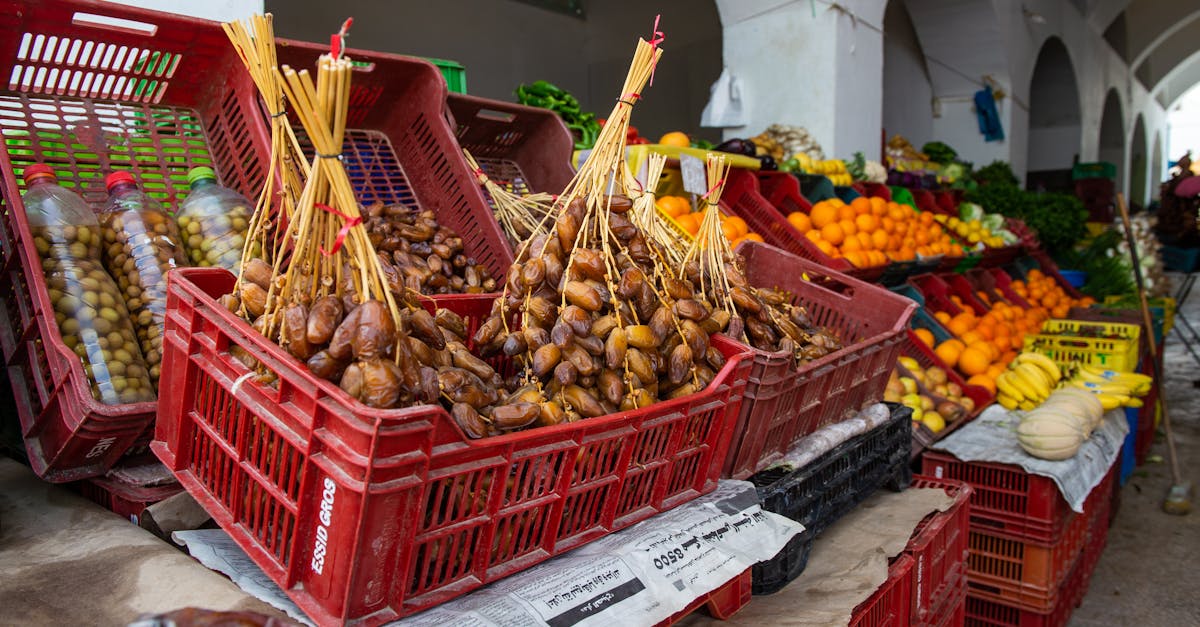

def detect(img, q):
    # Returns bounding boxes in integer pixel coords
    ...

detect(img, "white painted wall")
[715,0,885,157]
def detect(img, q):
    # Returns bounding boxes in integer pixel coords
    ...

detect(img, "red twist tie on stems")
[701,178,725,205]
[315,203,362,256]
[647,14,665,86]
[330,17,354,60]
[618,92,641,106]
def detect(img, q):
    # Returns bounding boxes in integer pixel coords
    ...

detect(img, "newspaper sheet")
[176,480,802,626]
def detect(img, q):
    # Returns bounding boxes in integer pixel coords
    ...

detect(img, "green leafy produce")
[922,141,958,164]
[847,152,867,181]
[973,161,1019,188]
[515,80,600,149]
[1055,231,1134,299]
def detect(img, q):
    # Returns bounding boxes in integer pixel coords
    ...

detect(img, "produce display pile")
[3,7,1172,626]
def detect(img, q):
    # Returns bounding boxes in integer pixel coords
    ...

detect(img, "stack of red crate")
[922,452,1116,626]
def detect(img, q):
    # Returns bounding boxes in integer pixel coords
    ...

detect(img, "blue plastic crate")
[890,284,952,343]
[1161,245,1200,273]
[1120,407,1137,486]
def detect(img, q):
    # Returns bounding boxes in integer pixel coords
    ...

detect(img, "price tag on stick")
[679,153,708,196]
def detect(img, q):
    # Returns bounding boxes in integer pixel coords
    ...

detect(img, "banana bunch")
[996,353,1061,411]
[1066,364,1153,410]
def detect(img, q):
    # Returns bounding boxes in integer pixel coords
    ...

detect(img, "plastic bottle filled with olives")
[176,166,253,271]
[21,165,156,404]
[99,171,189,384]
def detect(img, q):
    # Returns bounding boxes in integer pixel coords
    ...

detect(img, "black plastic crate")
[751,404,913,594]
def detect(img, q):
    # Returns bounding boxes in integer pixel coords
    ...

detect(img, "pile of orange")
[657,195,765,249]
[910,270,1096,395]
[1009,269,1095,318]
[919,297,1046,395]
[787,196,966,269]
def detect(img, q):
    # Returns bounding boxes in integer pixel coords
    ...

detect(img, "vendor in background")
[1156,151,1200,247]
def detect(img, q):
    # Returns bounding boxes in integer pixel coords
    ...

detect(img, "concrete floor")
[1069,275,1200,625]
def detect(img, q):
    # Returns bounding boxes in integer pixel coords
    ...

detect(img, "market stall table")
[0,457,289,624]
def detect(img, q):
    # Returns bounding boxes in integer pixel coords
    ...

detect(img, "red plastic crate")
[906,476,972,622]
[77,473,183,524]
[1134,379,1157,465]
[722,242,916,479]
[909,274,974,318]
[850,553,914,627]
[656,567,752,626]
[985,268,1033,309]
[979,244,1025,269]
[855,182,893,201]
[920,451,1071,542]
[274,39,513,290]
[933,190,958,216]
[901,332,993,422]
[739,169,885,282]
[910,188,939,214]
[942,273,992,315]
[0,0,269,481]
[447,92,574,197]
[919,561,967,627]
[152,267,752,626]
[964,507,1089,611]
[963,467,1113,612]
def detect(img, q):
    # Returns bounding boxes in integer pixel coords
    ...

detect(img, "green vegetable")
[847,152,867,181]
[1055,231,1134,299]
[690,138,715,150]
[922,141,958,164]
[973,161,1019,187]
[515,80,601,150]
[959,202,984,222]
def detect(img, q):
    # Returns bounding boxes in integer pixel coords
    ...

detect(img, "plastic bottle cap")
[105,171,136,191]
[22,164,57,184]
[187,166,217,186]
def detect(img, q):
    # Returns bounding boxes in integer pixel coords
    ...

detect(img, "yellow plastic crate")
[1023,319,1140,372]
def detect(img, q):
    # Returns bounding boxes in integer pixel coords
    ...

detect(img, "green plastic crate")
[424,56,466,94]
[1072,161,1116,181]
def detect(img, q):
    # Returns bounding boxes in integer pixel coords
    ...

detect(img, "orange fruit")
[744,232,764,243]
[935,340,965,368]
[947,314,975,337]
[934,311,952,325]
[855,214,878,233]
[851,197,872,214]
[871,230,890,250]
[839,219,858,237]
[870,197,888,215]
[656,195,689,217]
[805,229,823,243]
[913,328,936,348]
[811,202,838,229]
[658,131,691,147]
[815,239,838,257]
[821,223,845,245]
[966,374,996,395]
[787,212,812,233]
[842,236,862,252]
[843,251,865,267]
[837,204,856,222]
[725,216,749,237]
[856,232,874,250]
[721,221,740,242]
[674,212,700,235]
[958,346,991,376]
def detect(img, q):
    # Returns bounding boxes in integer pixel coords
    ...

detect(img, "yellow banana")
[1070,380,1133,396]
[1010,365,1050,401]
[1093,393,1128,411]
[1016,352,1061,383]
[1123,397,1144,408]
[1018,399,1037,411]
[997,392,1021,410]
[1076,365,1151,390]
[1019,362,1056,390]
[995,372,1026,403]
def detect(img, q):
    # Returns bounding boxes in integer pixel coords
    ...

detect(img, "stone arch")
[1151,131,1163,198]
[882,0,934,145]
[1099,89,1126,193]
[1026,37,1082,188]
[1130,115,1147,206]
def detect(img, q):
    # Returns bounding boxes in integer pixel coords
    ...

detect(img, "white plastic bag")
[700,67,746,128]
